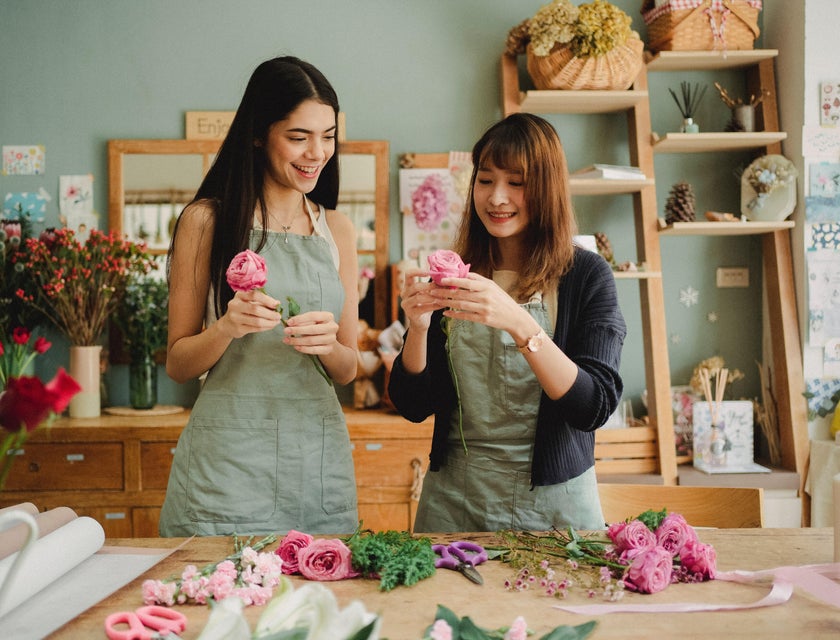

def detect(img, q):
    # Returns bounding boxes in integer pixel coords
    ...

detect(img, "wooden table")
[49,529,837,639]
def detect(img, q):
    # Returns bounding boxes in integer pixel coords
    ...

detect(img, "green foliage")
[634,508,668,531]
[114,276,169,359]
[345,528,437,591]
[423,605,597,640]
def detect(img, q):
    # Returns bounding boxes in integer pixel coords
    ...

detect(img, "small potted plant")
[114,276,168,410]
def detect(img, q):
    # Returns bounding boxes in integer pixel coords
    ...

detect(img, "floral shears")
[432,540,487,585]
[104,605,187,640]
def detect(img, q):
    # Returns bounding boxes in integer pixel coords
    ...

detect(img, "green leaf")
[538,620,598,640]
[286,296,301,317]
[458,616,493,640]
[346,619,380,640]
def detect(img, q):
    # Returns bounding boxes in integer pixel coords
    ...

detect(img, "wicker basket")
[526,36,645,91]
[641,0,761,53]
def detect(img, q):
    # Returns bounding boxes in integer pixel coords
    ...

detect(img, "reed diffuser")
[669,81,707,133]
[699,367,729,466]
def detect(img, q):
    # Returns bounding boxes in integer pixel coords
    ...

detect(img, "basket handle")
[724,0,761,38]
[646,3,709,52]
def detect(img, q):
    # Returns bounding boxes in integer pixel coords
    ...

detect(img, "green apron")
[159,228,358,536]
[413,295,604,533]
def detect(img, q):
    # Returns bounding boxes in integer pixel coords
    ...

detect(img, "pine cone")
[724,116,745,132]
[664,181,696,224]
[595,232,616,266]
[505,19,531,56]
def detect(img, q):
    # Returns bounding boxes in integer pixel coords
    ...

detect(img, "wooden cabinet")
[0,408,433,536]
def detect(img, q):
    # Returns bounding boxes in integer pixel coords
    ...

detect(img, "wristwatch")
[517,329,546,355]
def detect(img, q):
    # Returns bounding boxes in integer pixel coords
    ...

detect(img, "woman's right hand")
[400,268,447,332]
[218,289,283,339]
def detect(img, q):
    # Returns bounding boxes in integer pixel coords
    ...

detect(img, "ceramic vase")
[68,345,102,418]
[129,352,157,410]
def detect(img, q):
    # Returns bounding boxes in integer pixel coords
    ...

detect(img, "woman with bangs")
[389,113,626,533]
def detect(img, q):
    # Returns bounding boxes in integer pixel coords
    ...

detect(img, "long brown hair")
[454,113,577,300]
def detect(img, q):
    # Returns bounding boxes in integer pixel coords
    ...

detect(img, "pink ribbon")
[555,563,840,615]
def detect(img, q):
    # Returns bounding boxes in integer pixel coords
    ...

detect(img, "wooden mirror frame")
[107,138,391,336]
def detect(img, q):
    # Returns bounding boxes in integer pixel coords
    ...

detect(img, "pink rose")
[226,249,267,292]
[608,519,656,555]
[276,529,314,575]
[427,249,470,286]
[622,545,673,594]
[297,538,357,581]
[679,539,717,580]
[655,513,698,556]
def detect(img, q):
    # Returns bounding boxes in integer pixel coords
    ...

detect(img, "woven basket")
[641,0,761,53]
[526,36,645,91]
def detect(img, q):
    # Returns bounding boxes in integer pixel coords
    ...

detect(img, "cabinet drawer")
[140,442,178,490]
[351,439,428,486]
[3,443,123,490]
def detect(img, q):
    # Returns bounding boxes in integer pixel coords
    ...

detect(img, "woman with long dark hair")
[160,56,359,536]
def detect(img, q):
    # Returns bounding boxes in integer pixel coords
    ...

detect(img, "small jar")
[680,117,700,133]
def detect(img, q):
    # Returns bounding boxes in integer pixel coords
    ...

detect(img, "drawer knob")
[365,443,383,451]
[66,453,85,462]
[28,462,40,473]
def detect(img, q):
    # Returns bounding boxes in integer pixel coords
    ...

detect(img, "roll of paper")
[0,507,79,560]
[834,473,840,562]
[0,516,105,617]
[0,503,39,526]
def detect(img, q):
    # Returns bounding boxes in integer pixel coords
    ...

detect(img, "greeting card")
[2,145,45,175]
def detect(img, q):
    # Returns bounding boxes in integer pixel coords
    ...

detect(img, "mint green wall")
[1,0,769,410]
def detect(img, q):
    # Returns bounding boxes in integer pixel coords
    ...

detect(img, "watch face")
[528,332,543,352]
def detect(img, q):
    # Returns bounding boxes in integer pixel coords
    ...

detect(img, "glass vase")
[129,352,157,410]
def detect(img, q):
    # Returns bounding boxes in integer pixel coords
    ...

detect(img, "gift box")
[692,400,770,473]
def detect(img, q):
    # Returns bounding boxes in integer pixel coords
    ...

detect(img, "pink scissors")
[104,605,187,640]
[432,540,487,585]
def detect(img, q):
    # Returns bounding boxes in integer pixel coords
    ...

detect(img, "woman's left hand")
[430,272,531,334]
[282,310,339,355]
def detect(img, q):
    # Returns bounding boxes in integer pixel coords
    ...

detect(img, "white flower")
[195,597,251,640]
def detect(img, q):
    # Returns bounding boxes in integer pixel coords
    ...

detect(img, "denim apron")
[159,224,358,537]
[413,293,604,533]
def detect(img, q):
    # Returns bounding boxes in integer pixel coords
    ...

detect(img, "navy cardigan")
[387,247,626,486]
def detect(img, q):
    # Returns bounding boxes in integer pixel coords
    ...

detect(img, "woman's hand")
[217,289,283,339]
[282,310,339,355]
[400,268,448,332]
[430,272,533,335]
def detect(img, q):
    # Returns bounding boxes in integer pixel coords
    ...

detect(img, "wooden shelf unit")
[657,219,795,236]
[500,53,678,485]
[646,50,809,517]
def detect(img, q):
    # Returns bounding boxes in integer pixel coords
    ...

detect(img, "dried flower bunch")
[743,155,798,197]
[689,356,744,400]
[506,0,634,58]
[16,228,154,346]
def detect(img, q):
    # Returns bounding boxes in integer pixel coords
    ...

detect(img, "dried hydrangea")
[505,18,532,56]
[528,0,579,57]
[571,0,634,58]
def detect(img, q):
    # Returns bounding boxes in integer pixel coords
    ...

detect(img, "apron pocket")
[499,343,542,418]
[320,412,357,516]
[185,416,278,522]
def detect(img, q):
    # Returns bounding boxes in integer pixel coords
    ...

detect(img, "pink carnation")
[427,249,470,286]
[679,539,717,580]
[655,513,698,556]
[276,529,314,575]
[608,519,657,555]
[297,538,357,582]
[622,545,673,594]
[226,248,267,292]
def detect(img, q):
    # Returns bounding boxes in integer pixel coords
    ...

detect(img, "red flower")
[0,369,81,433]
[34,336,51,354]
[12,327,30,345]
